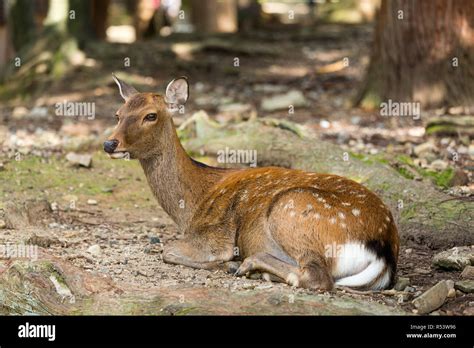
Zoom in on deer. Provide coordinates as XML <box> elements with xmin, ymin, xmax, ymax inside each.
<box><xmin>104</xmin><ymin>74</ymin><xmax>400</xmax><ymax>290</ymax></box>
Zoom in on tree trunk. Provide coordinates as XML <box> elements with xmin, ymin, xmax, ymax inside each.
<box><xmin>191</xmin><ymin>0</ymin><xmax>237</xmax><ymax>33</ymax></box>
<box><xmin>67</xmin><ymin>0</ymin><xmax>110</xmax><ymax>45</ymax></box>
<box><xmin>0</xmin><ymin>0</ymin><xmax>80</xmax><ymax>98</ymax></box>
<box><xmin>0</xmin><ymin>0</ymin><xmax>14</xmax><ymax>66</ymax></box>
<box><xmin>67</xmin><ymin>0</ymin><xmax>93</xmax><ymax>47</ymax></box>
<box><xmin>7</xmin><ymin>0</ymin><xmax>35</xmax><ymax>52</ymax></box>
<box><xmin>357</xmin><ymin>0</ymin><xmax>474</xmax><ymax>109</ymax></box>
<box><xmin>91</xmin><ymin>0</ymin><xmax>110</xmax><ymax>40</ymax></box>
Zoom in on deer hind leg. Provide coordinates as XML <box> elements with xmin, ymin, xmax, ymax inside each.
<box><xmin>162</xmin><ymin>238</ymin><xmax>238</xmax><ymax>272</ymax></box>
<box><xmin>234</xmin><ymin>252</ymin><xmax>299</xmax><ymax>285</ymax></box>
<box><xmin>235</xmin><ymin>252</ymin><xmax>333</xmax><ymax>290</ymax></box>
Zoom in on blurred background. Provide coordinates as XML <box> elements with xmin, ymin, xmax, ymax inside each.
<box><xmin>0</xmin><ymin>0</ymin><xmax>472</xmax><ymax>195</ymax></box>
<box><xmin>0</xmin><ymin>1</ymin><xmax>473</xmax><ymax>316</ymax></box>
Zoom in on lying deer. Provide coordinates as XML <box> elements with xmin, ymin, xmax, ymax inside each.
<box><xmin>104</xmin><ymin>75</ymin><xmax>399</xmax><ymax>290</ymax></box>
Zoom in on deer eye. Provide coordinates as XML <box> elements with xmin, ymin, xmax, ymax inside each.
<box><xmin>144</xmin><ymin>113</ymin><xmax>157</xmax><ymax>121</ymax></box>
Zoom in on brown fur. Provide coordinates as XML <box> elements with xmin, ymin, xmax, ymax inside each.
<box><xmin>107</xmin><ymin>93</ymin><xmax>400</xmax><ymax>290</ymax></box>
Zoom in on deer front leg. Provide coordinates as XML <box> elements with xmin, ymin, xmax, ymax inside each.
<box><xmin>162</xmin><ymin>238</ymin><xmax>239</xmax><ymax>273</ymax></box>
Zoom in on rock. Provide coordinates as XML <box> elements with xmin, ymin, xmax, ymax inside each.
<box><xmin>87</xmin><ymin>244</ymin><xmax>101</xmax><ymax>257</ymax></box>
<box><xmin>65</xmin><ymin>152</ymin><xmax>92</xmax><ymax>168</ymax></box>
<box><xmin>432</xmin><ymin>246</ymin><xmax>473</xmax><ymax>271</ymax></box>
<box><xmin>149</xmin><ymin>236</ymin><xmax>161</xmax><ymax>244</ymax></box>
<box><xmin>405</xmin><ymin>248</ymin><xmax>413</xmax><ymax>254</ymax></box>
<box><xmin>50</xmin><ymin>202</ymin><xmax>59</xmax><ymax>211</ymax></box>
<box><xmin>26</xmin><ymin>234</ymin><xmax>60</xmax><ymax>248</ymax></box>
<box><xmin>448</xmin><ymin>169</ymin><xmax>469</xmax><ymax>187</ymax></box>
<box><xmin>446</xmin><ymin>279</ymin><xmax>454</xmax><ymax>289</ymax></box>
<box><xmin>447</xmin><ymin>288</ymin><xmax>456</xmax><ymax>298</ymax></box>
<box><xmin>0</xmin><ymin>219</ymin><xmax>6</xmax><ymax>229</ymax></box>
<box><xmin>87</xmin><ymin>199</ymin><xmax>98</xmax><ymax>205</ymax></box>
<box><xmin>412</xmin><ymin>281</ymin><xmax>448</xmax><ymax>314</ymax></box>
<box><xmin>469</xmin><ymin>144</ymin><xmax>474</xmax><ymax>158</ymax></box>
<box><xmin>261</xmin><ymin>90</ymin><xmax>308</xmax><ymax>112</ymax></box>
<box><xmin>4</xmin><ymin>199</ymin><xmax>52</xmax><ymax>229</ymax></box>
<box><xmin>394</xmin><ymin>277</ymin><xmax>410</xmax><ymax>291</ymax></box>
<box><xmin>461</xmin><ymin>265</ymin><xmax>474</xmax><ymax>279</ymax></box>
<box><xmin>463</xmin><ymin>307</ymin><xmax>474</xmax><ymax>316</ymax></box>
<box><xmin>254</xmin><ymin>84</ymin><xmax>287</xmax><ymax>93</ymax></box>
<box><xmin>397</xmin><ymin>292</ymin><xmax>413</xmax><ymax>303</ymax></box>
<box><xmin>414</xmin><ymin>142</ymin><xmax>436</xmax><ymax>157</ymax></box>
<box><xmin>217</xmin><ymin>103</ymin><xmax>252</xmax><ymax>114</ymax></box>
<box><xmin>429</xmin><ymin>159</ymin><xmax>448</xmax><ymax>171</ymax></box>
<box><xmin>414</xmin><ymin>267</ymin><xmax>431</xmax><ymax>275</ymax></box>
<box><xmin>454</xmin><ymin>280</ymin><xmax>474</xmax><ymax>293</ymax></box>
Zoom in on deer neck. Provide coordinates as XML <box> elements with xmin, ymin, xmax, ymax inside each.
<box><xmin>139</xmin><ymin>119</ymin><xmax>225</xmax><ymax>230</ymax></box>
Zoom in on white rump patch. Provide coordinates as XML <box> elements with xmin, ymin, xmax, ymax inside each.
<box><xmin>331</xmin><ymin>242</ymin><xmax>390</xmax><ymax>290</ymax></box>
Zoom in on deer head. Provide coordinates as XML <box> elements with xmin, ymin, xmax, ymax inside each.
<box><xmin>104</xmin><ymin>74</ymin><xmax>189</xmax><ymax>159</ymax></box>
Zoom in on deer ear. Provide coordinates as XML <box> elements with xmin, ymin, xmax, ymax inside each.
<box><xmin>165</xmin><ymin>77</ymin><xmax>189</xmax><ymax>110</ymax></box>
<box><xmin>112</xmin><ymin>73</ymin><xmax>138</xmax><ymax>101</ymax></box>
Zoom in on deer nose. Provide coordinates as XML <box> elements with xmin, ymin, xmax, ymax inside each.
<box><xmin>103</xmin><ymin>139</ymin><xmax>119</xmax><ymax>153</ymax></box>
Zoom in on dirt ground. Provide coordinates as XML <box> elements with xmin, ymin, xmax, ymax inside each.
<box><xmin>0</xmin><ymin>23</ymin><xmax>472</xmax><ymax>315</ymax></box>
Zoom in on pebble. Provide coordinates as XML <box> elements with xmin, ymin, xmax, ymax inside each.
<box><xmin>50</xmin><ymin>202</ymin><xmax>59</xmax><ymax>211</ymax></box>
<box><xmin>87</xmin><ymin>199</ymin><xmax>98</xmax><ymax>205</ymax></box>
<box><xmin>447</xmin><ymin>288</ymin><xmax>456</xmax><ymax>298</ymax></box>
<box><xmin>394</xmin><ymin>277</ymin><xmax>410</xmax><ymax>291</ymax></box>
<box><xmin>149</xmin><ymin>236</ymin><xmax>161</xmax><ymax>244</ymax></box>
<box><xmin>260</xmin><ymin>90</ymin><xmax>308</xmax><ymax>112</ymax></box>
<box><xmin>414</xmin><ymin>142</ymin><xmax>436</xmax><ymax>157</ymax></box>
<box><xmin>65</xmin><ymin>152</ymin><xmax>92</xmax><ymax>168</ymax></box>
<box><xmin>429</xmin><ymin>159</ymin><xmax>448</xmax><ymax>171</ymax></box>
<box><xmin>87</xmin><ymin>244</ymin><xmax>101</xmax><ymax>256</ymax></box>
<box><xmin>0</xmin><ymin>219</ymin><xmax>6</xmax><ymax>229</ymax></box>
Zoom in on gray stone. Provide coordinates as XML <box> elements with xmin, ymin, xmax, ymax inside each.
<box><xmin>432</xmin><ymin>246</ymin><xmax>473</xmax><ymax>271</ymax></box>
<box><xmin>394</xmin><ymin>277</ymin><xmax>410</xmax><ymax>291</ymax></box>
<box><xmin>261</xmin><ymin>90</ymin><xmax>308</xmax><ymax>112</ymax></box>
<box><xmin>87</xmin><ymin>244</ymin><xmax>101</xmax><ymax>257</ymax></box>
<box><xmin>454</xmin><ymin>280</ymin><xmax>474</xmax><ymax>293</ymax></box>
<box><xmin>429</xmin><ymin>159</ymin><xmax>448</xmax><ymax>171</ymax></box>
<box><xmin>412</xmin><ymin>281</ymin><xmax>448</xmax><ymax>314</ymax></box>
<box><xmin>65</xmin><ymin>152</ymin><xmax>92</xmax><ymax>168</ymax></box>
<box><xmin>217</xmin><ymin>103</ymin><xmax>252</xmax><ymax>114</ymax></box>
<box><xmin>447</xmin><ymin>288</ymin><xmax>456</xmax><ymax>298</ymax></box>
<box><xmin>461</xmin><ymin>265</ymin><xmax>474</xmax><ymax>279</ymax></box>
<box><xmin>149</xmin><ymin>236</ymin><xmax>161</xmax><ymax>244</ymax></box>
<box><xmin>414</xmin><ymin>142</ymin><xmax>436</xmax><ymax>157</ymax></box>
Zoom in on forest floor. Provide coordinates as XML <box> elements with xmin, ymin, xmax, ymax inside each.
<box><xmin>0</xmin><ymin>24</ymin><xmax>472</xmax><ymax>315</ymax></box>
